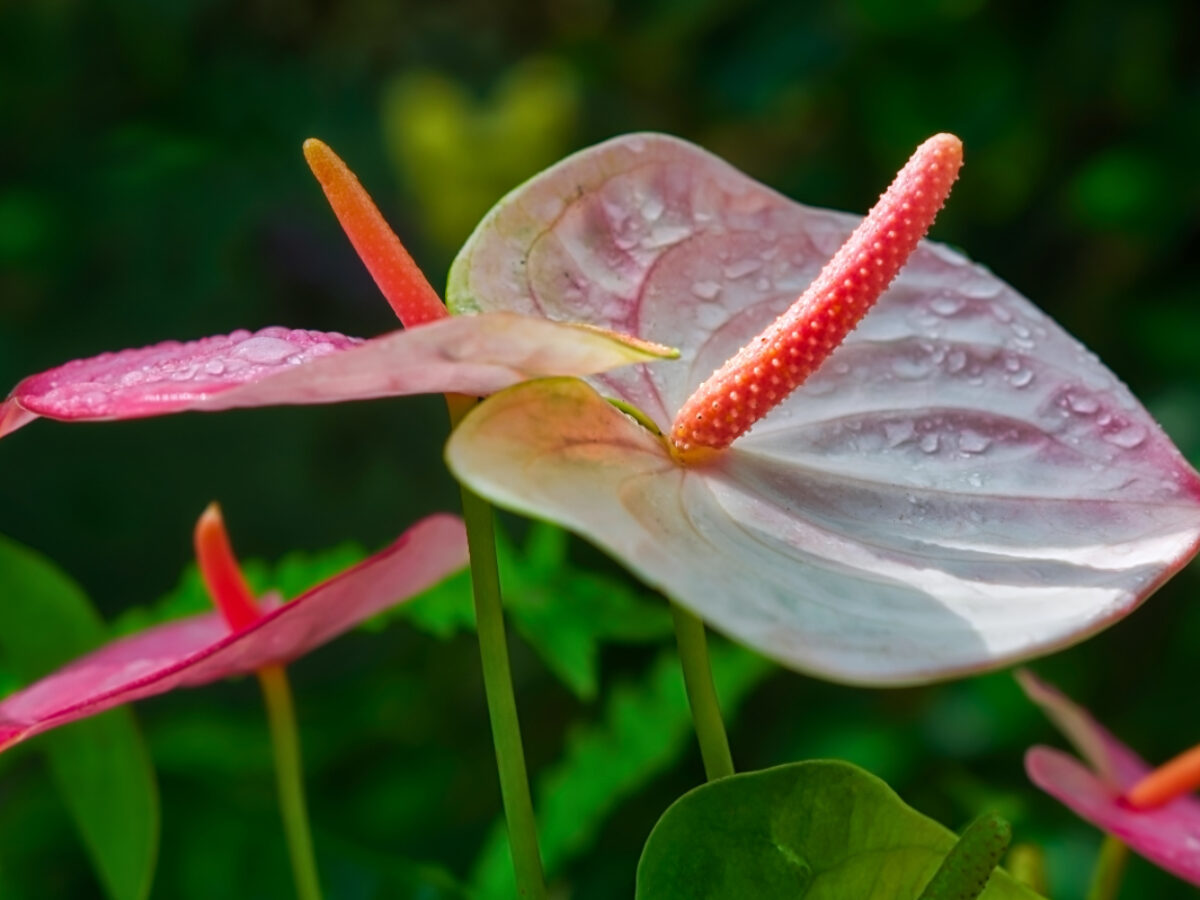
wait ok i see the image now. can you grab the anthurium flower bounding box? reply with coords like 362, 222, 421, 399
1017, 669, 1200, 886
0, 510, 467, 752
444, 132, 1200, 685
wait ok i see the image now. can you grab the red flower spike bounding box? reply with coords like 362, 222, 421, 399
670, 133, 963, 460
303, 138, 448, 328
1125, 743, 1200, 810
194, 503, 261, 632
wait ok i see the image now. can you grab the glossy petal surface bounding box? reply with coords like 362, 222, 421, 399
0, 314, 674, 436
445, 133, 1200, 683
1019, 672, 1200, 885
0, 514, 467, 751
448, 375, 1199, 684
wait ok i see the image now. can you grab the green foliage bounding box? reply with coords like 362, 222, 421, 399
471, 643, 772, 897
388, 522, 675, 700
635, 761, 1042, 900
0, 536, 159, 900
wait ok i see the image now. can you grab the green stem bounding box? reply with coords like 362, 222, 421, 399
670, 602, 734, 781
1086, 835, 1129, 900
458, 485, 548, 899
257, 665, 323, 900
446, 396, 546, 899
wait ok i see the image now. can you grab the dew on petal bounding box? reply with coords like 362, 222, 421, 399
723, 259, 763, 279
1104, 424, 1148, 450
1067, 393, 1101, 415
929, 295, 966, 317
691, 280, 722, 301
958, 430, 991, 454
232, 336, 305, 365
1007, 368, 1034, 388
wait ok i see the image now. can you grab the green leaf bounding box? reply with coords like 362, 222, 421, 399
472, 643, 772, 897
635, 761, 1045, 900
0, 535, 159, 900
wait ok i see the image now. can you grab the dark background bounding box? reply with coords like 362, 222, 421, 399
0, 0, 1198, 897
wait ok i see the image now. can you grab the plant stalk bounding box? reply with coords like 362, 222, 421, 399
257, 664, 323, 900
670, 602, 734, 780
449, 388, 547, 900
1086, 835, 1129, 900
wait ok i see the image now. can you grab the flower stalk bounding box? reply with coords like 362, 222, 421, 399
195, 505, 324, 900
304, 146, 547, 897
670, 603, 734, 781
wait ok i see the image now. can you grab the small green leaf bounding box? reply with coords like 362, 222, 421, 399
0, 535, 159, 900
635, 761, 1045, 900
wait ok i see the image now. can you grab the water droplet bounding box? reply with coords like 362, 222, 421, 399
1066, 393, 1100, 415
990, 302, 1013, 323
204, 360, 226, 376
755, 277, 772, 292
958, 431, 991, 454
642, 197, 664, 222
1007, 369, 1034, 388
961, 276, 1001, 299
966, 472, 984, 488
892, 356, 934, 380
723, 259, 763, 279
1003, 356, 1021, 373
234, 336, 300, 365
1012, 323, 1032, 339
1103, 424, 1147, 449
691, 281, 721, 301
920, 433, 939, 454
945, 349, 967, 374
641, 224, 692, 249
930, 295, 966, 317
884, 421, 915, 447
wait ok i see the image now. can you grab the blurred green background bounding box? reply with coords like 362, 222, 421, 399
1, 0, 1198, 897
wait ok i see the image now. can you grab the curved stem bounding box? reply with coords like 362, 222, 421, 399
670, 602, 734, 781
458, 484, 548, 899
257, 665, 323, 900
1086, 835, 1129, 900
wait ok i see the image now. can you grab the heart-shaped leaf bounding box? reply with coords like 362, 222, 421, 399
635, 760, 1043, 899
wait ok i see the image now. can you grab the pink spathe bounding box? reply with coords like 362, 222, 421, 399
1019, 670, 1200, 886
0, 514, 467, 753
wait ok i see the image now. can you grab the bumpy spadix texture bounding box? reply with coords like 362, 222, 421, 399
1018, 671, 1200, 886
0, 514, 467, 753
303, 138, 448, 327
445, 132, 1200, 684
672, 134, 962, 456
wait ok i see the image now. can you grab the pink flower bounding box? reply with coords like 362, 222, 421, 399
443, 132, 1200, 685
0, 508, 467, 752
0, 141, 674, 441
1018, 669, 1200, 886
